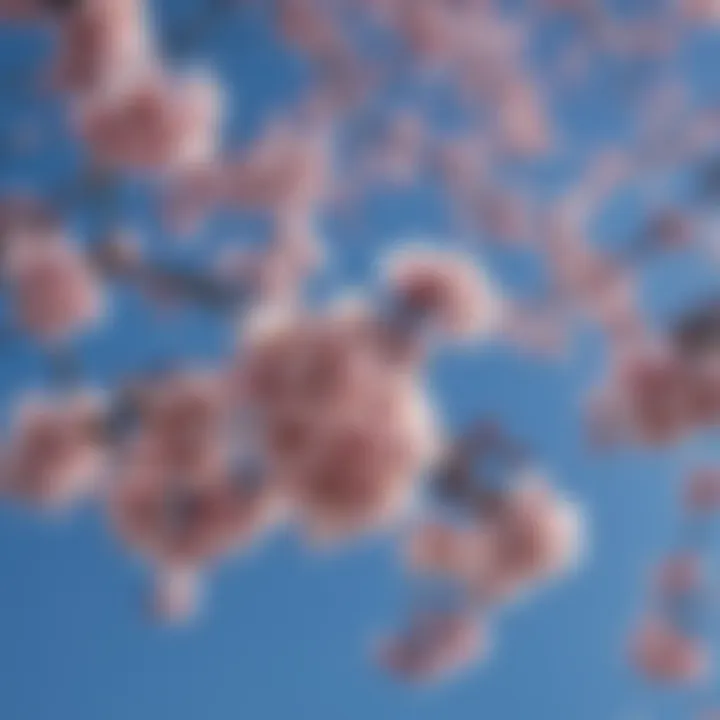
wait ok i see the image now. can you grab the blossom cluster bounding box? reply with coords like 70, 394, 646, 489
1, 0, 720, 708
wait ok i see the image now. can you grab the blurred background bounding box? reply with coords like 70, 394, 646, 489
1, 1, 720, 718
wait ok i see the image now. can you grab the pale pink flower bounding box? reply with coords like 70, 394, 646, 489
110, 369, 284, 564
237, 310, 380, 416
4, 234, 103, 342
287, 393, 434, 542
236, 306, 437, 541
652, 554, 703, 597
111, 446, 283, 567
131, 371, 233, 478
405, 521, 492, 587
278, 0, 345, 60
237, 300, 427, 413
217, 123, 330, 215
631, 617, 709, 684
404, 476, 582, 604
684, 360, 720, 426
615, 346, 720, 443
496, 79, 552, 157
684, 468, 720, 515
591, 344, 692, 445
109, 448, 236, 566
3, 392, 106, 510
394, 0, 461, 65
54, 0, 152, 97
377, 611, 487, 683
150, 566, 203, 624
0, 0, 45, 21
383, 248, 502, 342
479, 477, 583, 600
0, 194, 55, 238
78, 71, 223, 174
680, 0, 720, 22
0, 0, 31, 19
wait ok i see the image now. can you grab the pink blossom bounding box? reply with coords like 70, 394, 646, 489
286, 395, 433, 542
130, 371, 233, 478
631, 617, 709, 684
78, 71, 223, 174
237, 309, 383, 416
150, 566, 203, 624
377, 611, 487, 683
53, 0, 152, 98
681, 0, 720, 22
217, 123, 330, 215
0, 0, 32, 20
652, 554, 703, 597
478, 477, 583, 600
393, 0, 462, 65
2, 392, 106, 510
684, 468, 720, 515
684, 360, 720, 426
405, 521, 492, 587
4, 234, 103, 342
0, 194, 56, 238
404, 477, 583, 604
0, 0, 45, 21
278, 0, 346, 61
589, 344, 693, 445
495, 79, 552, 158
236, 306, 437, 541
109, 447, 271, 567
383, 248, 502, 342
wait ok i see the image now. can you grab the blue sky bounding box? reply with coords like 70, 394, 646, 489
1, 1, 720, 718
